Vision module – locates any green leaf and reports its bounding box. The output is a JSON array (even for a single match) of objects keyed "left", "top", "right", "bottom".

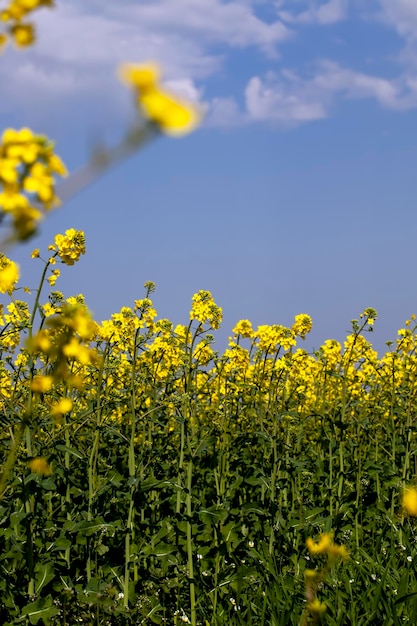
[
  {"left": 34, "top": 562, "right": 55, "bottom": 594},
  {"left": 21, "top": 596, "right": 59, "bottom": 625},
  {"left": 199, "top": 505, "right": 229, "bottom": 524},
  {"left": 55, "top": 444, "right": 84, "bottom": 459}
]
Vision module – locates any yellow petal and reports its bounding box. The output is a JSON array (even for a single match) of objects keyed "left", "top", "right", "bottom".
[
  {"left": 118, "top": 62, "right": 161, "bottom": 90},
  {"left": 139, "top": 87, "right": 201, "bottom": 136}
]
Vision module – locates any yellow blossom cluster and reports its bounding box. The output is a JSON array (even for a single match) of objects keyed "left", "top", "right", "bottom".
[
  {"left": 0, "top": 128, "right": 67, "bottom": 241},
  {"left": 3, "top": 231, "right": 417, "bottom": 466},
  {"left": 306, "top": 532, "right": 349, "bottom": 561},
  {"left": 0, "top": 253, "right": 19, "bottom": 293},
  {"left": 303, "top": 532, "right": 349, "bottom": 622},
  {"left": 27, "top": 302, "right": 100, "bottom": 387},
  {"left": 0, "top": 0, "right": 54, "bottom": 50},
  {"left": 50, "top": 228, "right": 86, "bottom": 266},
  {"left": 190, "top": 290, "right": 223, "bottom": 330}
]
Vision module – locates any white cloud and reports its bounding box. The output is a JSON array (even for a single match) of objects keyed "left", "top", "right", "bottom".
[
  {"left": 243, "top": 60, "right": 417, "bottom": 126},
  {"left": 313, "top": 60, "right": 402, "bottom": 107},
  {"left": 277, "top": 0, "right": 349, "bottom": 25},
  {"left": 377, "top": 0, "right": 417, "bottom": 40},
  {"left": 0, "top": 0, "right": 292, "bottom": 132},
  {"left": 372, "top": 0, "right": 417, "bottom": 79},
  {"left": 164, "top": 79, "right": 203, "bottom": 103},
  {"left": 1, "top": 0, "right": 417, "bottom": 134},
  {"left": 245, "top": 74, "right": 327, "bottom": 124}
]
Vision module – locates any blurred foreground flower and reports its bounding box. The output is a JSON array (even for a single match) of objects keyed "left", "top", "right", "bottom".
[
  {"left": 50, "top": 63, "right": 202, "bottom": 213},
  {"left": 301, "top": 532, "right": 349, "bottom": 625},
  {"left": 403, "top": 486, "right": 417, "bottom": 516},
  {"left": 119, "top": 62, "right": 202, "bottom": 137},
  {"left": 0, "top": 253, "right": 19, "bottom": 292},
  {"left": 0, "top": 128, "right": 67, "bottom": 243},
  {"left": 0, "top": 0, "right": 54, "bottom": 50},
  {"left": 28, "top": 456, "right": 51, "bottom": 476}
]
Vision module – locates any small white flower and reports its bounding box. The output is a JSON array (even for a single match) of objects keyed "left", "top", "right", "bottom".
[{"left": 407, "top": 556, "right": 413, "bottom": 562}]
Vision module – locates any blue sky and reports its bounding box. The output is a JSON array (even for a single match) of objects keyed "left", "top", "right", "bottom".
[{"left": 1, "top": 0, "right": 417, "bottom": 354}]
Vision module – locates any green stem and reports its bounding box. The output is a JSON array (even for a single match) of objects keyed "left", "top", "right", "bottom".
[{"left": 186, "top": 456, "right": 196, "bottom": 626}]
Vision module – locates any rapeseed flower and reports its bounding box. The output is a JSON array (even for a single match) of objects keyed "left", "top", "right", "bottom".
[
  {"left": 403, "top": 487, "right": 417, "bottom": 516},
  {"left": 51, "top": 398, "right": 73, "bottom": 416},
  {"left": 0, "top": 128, "right": 67, "bottom": 240},
  {"left": 232, "top": 319, "right": 254, "bottom": 339},
  {"left": 28, "top": 457, "right": 51, "bottom": 476},
  {"left": 307, "top": 598, "right": 327, "bottom": 616},
  {"left": 119, "top": 62, "right": 202, "bottom": 137},
  {"left": 31, "top": 375, "right": 53, "bottom": 393},
  {"left": 306, "top": 533, "right": 334, "bottom": 556},
  {"left": 0, "top": 255, "right": 19, "bottom": 293},
  {"left": 11, "top": 23, "right": 34, "bottom": 47},
  {"left": 190, "top": 290, "right": 222, "bottom": 330},
  {"left": 54, "top": 229, "right": 86, "bottom": 265}
]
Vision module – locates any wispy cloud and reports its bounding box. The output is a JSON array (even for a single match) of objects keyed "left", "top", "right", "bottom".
[
  {"left": 242, "top": 60, "right": 417, "bottom": 127},
  {"left": 245, "top": 73, "right": 327, "bottom": 124},
  {"left": 1, "top": 0, "right": 417, "bottom": 132},
  {"left": 377, "top": 0, "right": 417, "bottom": 41},
  {"left": 0, "top": 0, "right": 292, "bottom": 130},
  {"left": 277, "top": 0, "right": 349, "bottom": 26}
]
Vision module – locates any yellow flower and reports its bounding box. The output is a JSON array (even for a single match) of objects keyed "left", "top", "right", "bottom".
[
  {"left": 403, "top": 487, "right": 417, "bottom": 516},
  {"left": 54, "top": 228, "right": 86, "bottom": 265},
  {"left": 28, "top": 457, "right": 51, "bottom": 476},
  {"left": 42, "top": 302, "right": 56, "bottom": 317},
  {"left": 47, "top": 269, "right": 60, "bottom": 286},
  {"left": 190, "top": 290, "right": 222, "bottom": 329},
  {"left": 233, "top": 319, "right": 254, "bottom": 339},
  {"left": 0, "top": 257, "right": 19, "bottom": 293},
  {"left": 328, "top": 543, "right": 350, "bottom": 561},
  {"left": 0, "top": 157, "right": 19, "bottom": 183},
  {"left": 62, "top": 337, "right": 92, "bottom": 364},
  {"left": 306, "top": 533, "right": 334, "bottom": 556},
  {"left": 11, "top": 23, "right": 35, "bottom": 47},
  {"left": 119, "top": 62, "right": 201, "bottom": 137},
  {"left": 31, "top": 375, "right": 53, "bottom": 393},
  {"left": 23, "top": 161, "right": 54, "bottom": 203},
  {"left": 51, "top": 398, "right": 73, "bottom": 416},
  {"left": 13, "top": 204, "right": 43, "bottom": 240},
  {"left": 31, "top": 248, "right": 40, "bottom": 258},
  {"left": 119, "top": 62, "right": 161, "bottom": 90},
  {"left": 27, "top": 329, "right": 52, "bottom": 354},
  {"left": 292, "top": 314, "right": 313, "bottom": 339},
  {"left": 307, "top": 598, "right": 327, "bottom": 616}
]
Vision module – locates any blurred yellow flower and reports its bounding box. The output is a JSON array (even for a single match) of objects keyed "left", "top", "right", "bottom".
[
  {"left": 31, "top": 375, "right": 53, "bottom": 393},
  {"left": 119, "top": 62, "right": 202, "bottom": 137},
  {"left": 403, "top": 487, "right": 417, "bottom": 516},
  {"left": 306, "top": 533, "right": 333, "bottom": 556},
  {"left": 307, "top": 598, "right": 327, "bottom": 616},
  {"left": 51, "top": 398, "right": 73, "bottom": 416},
  {"left": 0, "top": 256, "right": 19, "bottom": 293},
  {"left": 28, "top": 457, "right": 51, "bottom": 476},
  {"left": 11, "top": 23, "right": 35, "bottom": 47}
]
